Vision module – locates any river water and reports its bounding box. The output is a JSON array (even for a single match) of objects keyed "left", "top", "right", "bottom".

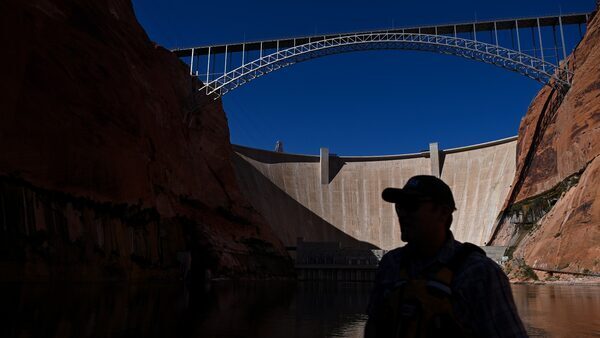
[{"left": 1, "top": 281, "right": 598, "bottom": 337}]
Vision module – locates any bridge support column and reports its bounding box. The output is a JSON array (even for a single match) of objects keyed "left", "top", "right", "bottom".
[
  {"left": 206, "top": 47, "right": 211, "bottom": 86},
  {"left": 190, "top": 48, "right": 194, "bottom": 76},
  {"left": 558, "top": 16, "right": 567, "bottom": 61},
  {"left": 320, "top": 147, "right": 329, "bottom": 184},
  {"left": 429, "top": 142, "right": 441, "bottom": 178},
  {"left": 515, "top": 20, "right": 522, "bottom": 57},
  {"left": 537, "top": 18, "right": 545, "bottom": 70}
]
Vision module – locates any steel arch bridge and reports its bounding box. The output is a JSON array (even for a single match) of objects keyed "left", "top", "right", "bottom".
[{"left": 173, "top": 13, "right": 591, "bottom": 98}]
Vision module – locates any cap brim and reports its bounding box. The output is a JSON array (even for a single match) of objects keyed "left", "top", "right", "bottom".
[{"left": 381, "top": 187, "right": 425, "bottom": 203}]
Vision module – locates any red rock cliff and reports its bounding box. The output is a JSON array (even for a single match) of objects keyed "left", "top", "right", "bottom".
[
  {"left": 0, "top": 0, "right": 292, "bottom": 281},
  {"left": 491, "top": 9, "right": 600, "bottom": 277}
]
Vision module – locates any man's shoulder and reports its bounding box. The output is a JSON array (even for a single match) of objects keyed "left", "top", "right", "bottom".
[
  {"left": 374, "top": 246, "right": 408, "bottom": 282},
  {"left": 379, "top": 246, "right": 406, "bottom": 267},
  {"left": 454, "top": 243, "right": 508, "bottom": 283}
]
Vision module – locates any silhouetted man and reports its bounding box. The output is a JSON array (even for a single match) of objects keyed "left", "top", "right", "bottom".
[{"left": 365, "top": 175, "right": 527, "bottom": 338}]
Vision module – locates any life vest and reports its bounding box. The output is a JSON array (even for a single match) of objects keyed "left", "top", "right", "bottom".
[{"left": 373, "top": 243, "right": 484, "bottom": 338}]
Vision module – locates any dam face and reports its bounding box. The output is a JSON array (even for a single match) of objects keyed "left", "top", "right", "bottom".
[{"left": 232, "top": 138, "right": 516, "bottom": 250}]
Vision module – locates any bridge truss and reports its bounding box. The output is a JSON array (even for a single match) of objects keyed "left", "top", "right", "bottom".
[{"left": 173, "top": 13, "right": 590, "bottom": 98}]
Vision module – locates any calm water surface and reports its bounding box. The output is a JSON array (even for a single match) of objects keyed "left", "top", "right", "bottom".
[{"left": 1, "top": 281, "right": 598, "bottom": 337}]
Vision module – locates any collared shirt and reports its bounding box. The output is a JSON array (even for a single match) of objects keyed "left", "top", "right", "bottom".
[{"left": 366, "top": 232, "right": 528, "bottom": 338}]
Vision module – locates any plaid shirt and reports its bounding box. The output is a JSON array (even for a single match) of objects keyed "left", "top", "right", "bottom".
[{"left": 366, "top": 232, "right": 528, "bottom": 338}]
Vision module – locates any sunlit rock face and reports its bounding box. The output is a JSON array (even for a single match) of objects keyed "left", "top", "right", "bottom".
[
  {"left": 492, "top": 9, "right": 600, "bottom": 276},
  {"left": 0, "top": 0, "right": 292, "bottom": 281}
]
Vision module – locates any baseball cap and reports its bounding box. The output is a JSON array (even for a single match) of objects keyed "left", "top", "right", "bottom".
[{"left": 382, "top": 175, "right": 456, "bottom": 210}]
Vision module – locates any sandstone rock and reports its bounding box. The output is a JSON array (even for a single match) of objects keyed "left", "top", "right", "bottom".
[
  {"left": 516, "top": 156, "right": 600, "bottom": 274},
  {"left": 492, "top": 9, "right": 600, "bottom": 275},
  {"left": 0, "top": 0, "right": 292, "bottom": 281}
]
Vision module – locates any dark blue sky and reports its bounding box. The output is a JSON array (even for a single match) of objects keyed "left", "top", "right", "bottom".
[{"left": 132, "top": 0, "right": 594, "bottom": 155}]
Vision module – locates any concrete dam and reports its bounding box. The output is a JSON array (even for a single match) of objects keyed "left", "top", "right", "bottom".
[{"left": 232, "top": 136, "right": 517, "bottom": 251}]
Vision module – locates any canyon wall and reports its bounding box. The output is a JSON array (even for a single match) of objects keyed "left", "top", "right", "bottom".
[
  {"left": 0, "top": 0, "right": 292, "bottom": 281},
  {"left": 1, "top": 0, "right": 596, "bottom": 281},
  {"left": 232, "top": 138, "right": 516, "bottom": 250},
  {"left": 490, "top": 9, "right": 599, "bottom": 276}
]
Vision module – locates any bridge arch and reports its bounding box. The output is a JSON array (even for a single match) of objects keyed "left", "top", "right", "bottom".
[{"left": 203, "top": 32, "right": 571, "bottom": 97}]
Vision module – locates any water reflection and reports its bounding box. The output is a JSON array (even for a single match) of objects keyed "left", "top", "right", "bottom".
[
  {"left": 512, "top": 284, "right": 600, "bottom": 337},
  {"left": 0, "top": 282, "right": 598, "bottom": 337}
]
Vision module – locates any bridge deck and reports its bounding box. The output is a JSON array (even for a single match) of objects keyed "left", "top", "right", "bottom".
[{"left": 173, "top": 12, "right": 589, "bottom": 57}]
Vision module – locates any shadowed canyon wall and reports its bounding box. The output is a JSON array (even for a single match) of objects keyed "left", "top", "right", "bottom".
[
  {"left": 491, "top": 9, "right": 600, "bottom": 276},
  {"left": 0, "top": 0, "right": 292, "bottom": 281},
  {"left": 232, "top": 137, "right": 516, "bottom": 250}
]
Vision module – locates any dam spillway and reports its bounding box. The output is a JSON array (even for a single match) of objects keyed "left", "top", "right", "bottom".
[{"left": 232, "top": 137, "right": 517, "bottom": 250}]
